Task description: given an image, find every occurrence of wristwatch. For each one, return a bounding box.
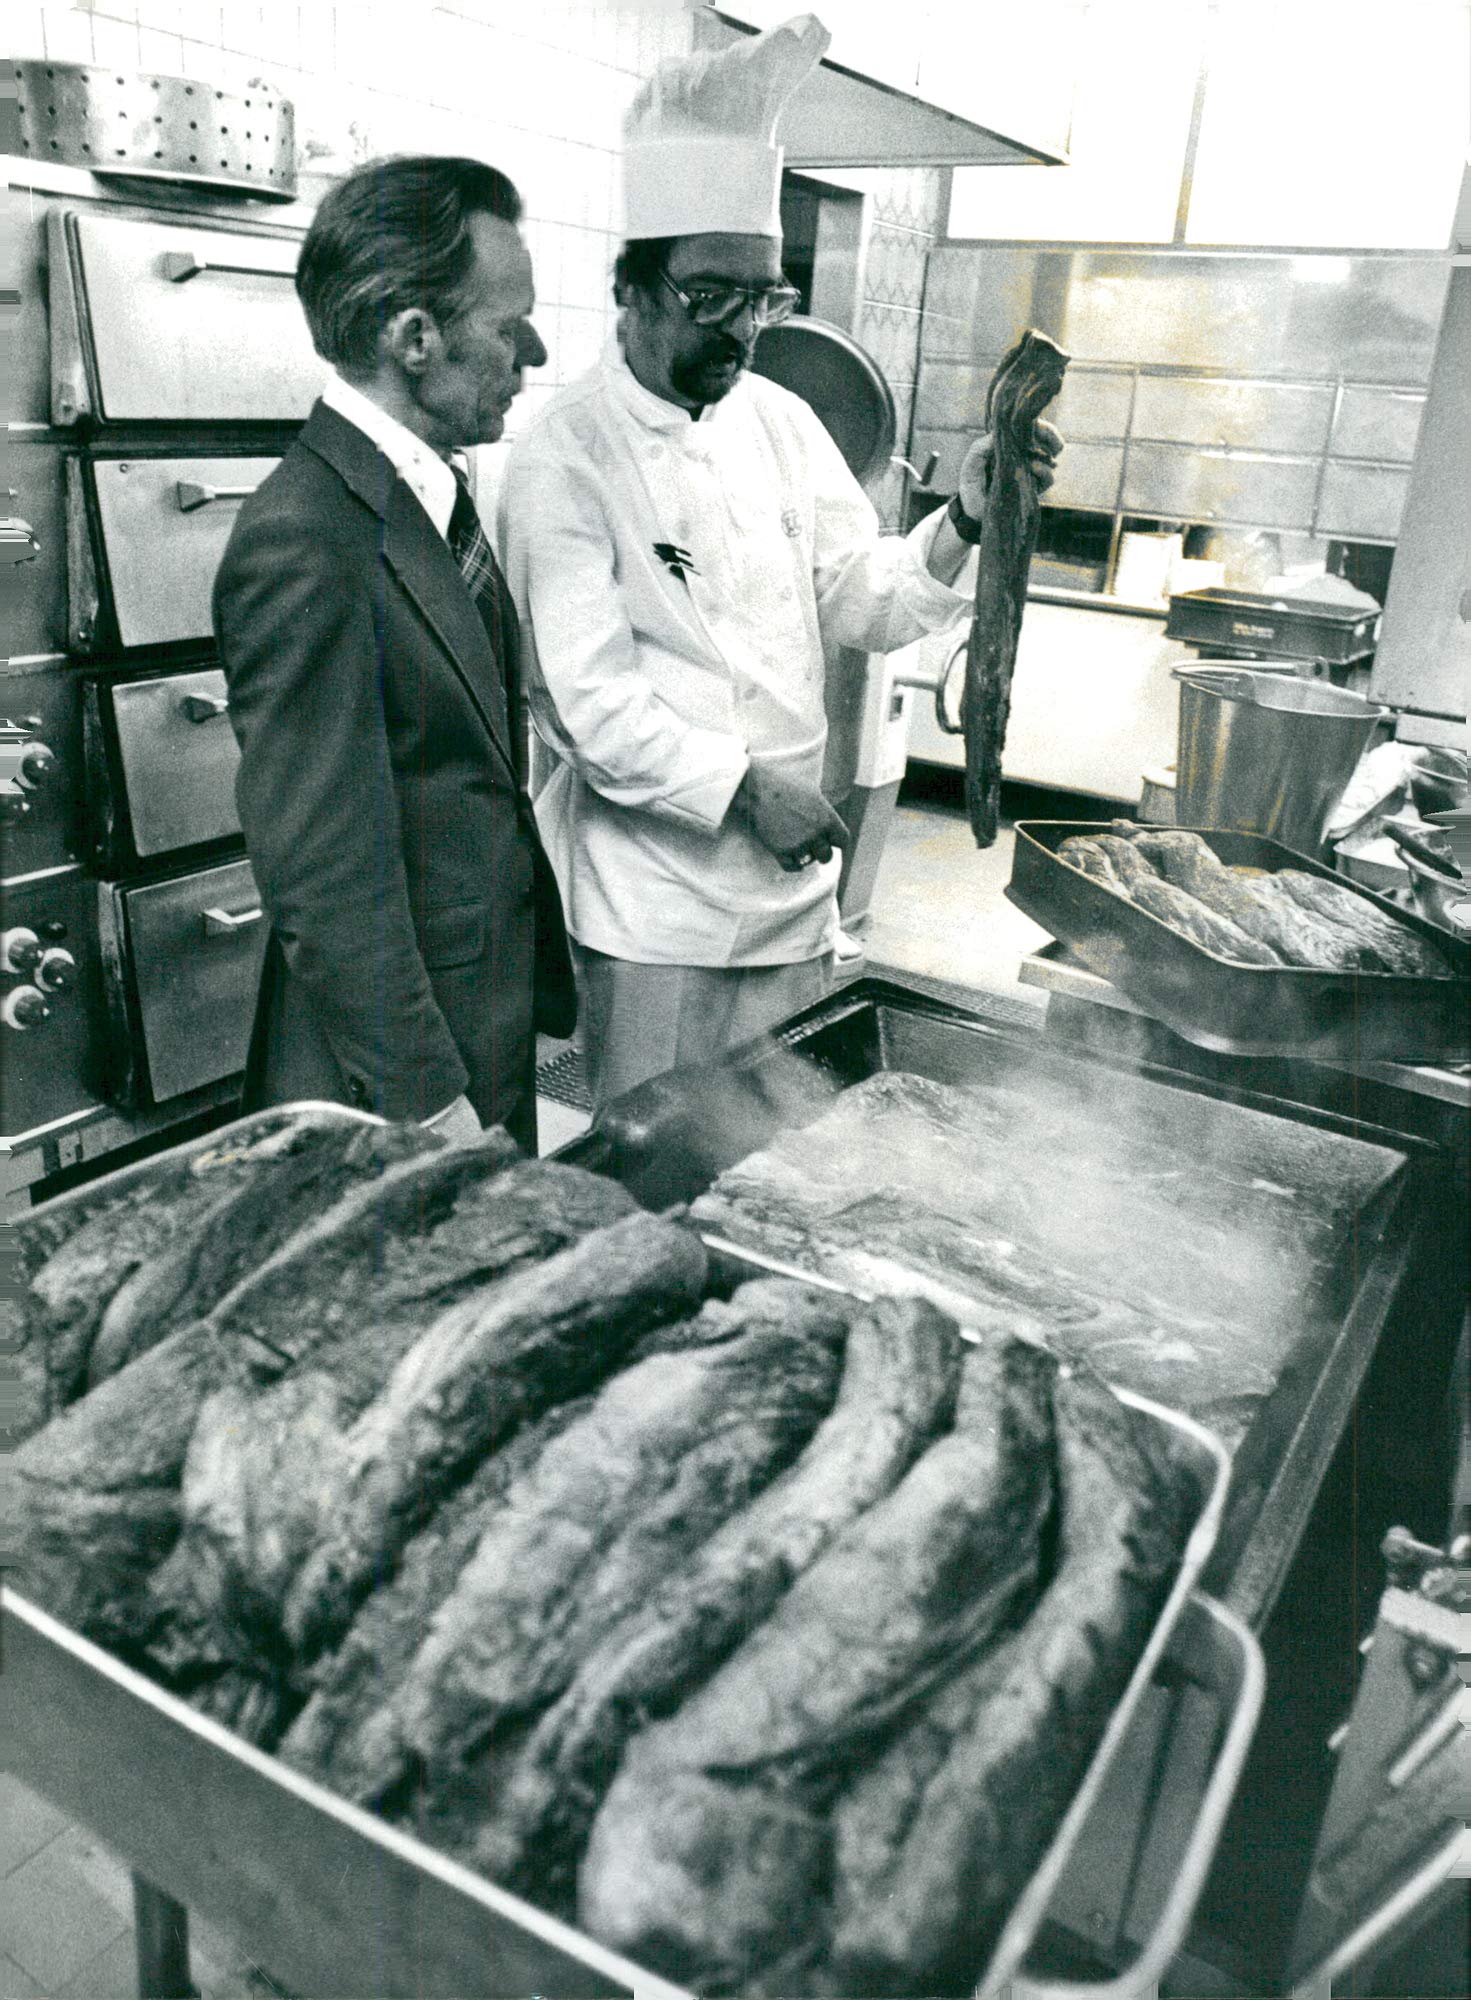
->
[946,492,984,545]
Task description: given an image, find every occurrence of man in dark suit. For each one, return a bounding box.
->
[214,155,573,1152]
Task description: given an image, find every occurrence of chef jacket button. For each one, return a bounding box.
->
[742,686,758,702]
[346,1075,369,1106]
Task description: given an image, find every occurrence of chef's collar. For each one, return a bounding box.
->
[603,333,743,434]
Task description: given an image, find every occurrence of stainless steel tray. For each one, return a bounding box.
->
[0,1578,1259,2000]
[15,1101,387,1257]
[11,1104,1261,1999]
[565,978,1420,1626]
[1005,821,1471,1064]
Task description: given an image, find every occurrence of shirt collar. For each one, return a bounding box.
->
[321,372,459,538]
[601,335,745,437]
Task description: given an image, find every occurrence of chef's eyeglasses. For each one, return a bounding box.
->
[659,270,801,328]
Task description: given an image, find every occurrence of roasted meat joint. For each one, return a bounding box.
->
[11,1109,1214,1998]
[6,5,1469,1998]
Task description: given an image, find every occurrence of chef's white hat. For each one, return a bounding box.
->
[621,13,831,241]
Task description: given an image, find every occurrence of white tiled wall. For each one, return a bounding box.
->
[14,2,694,424]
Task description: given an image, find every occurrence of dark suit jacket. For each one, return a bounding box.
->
[213,399,574,1146]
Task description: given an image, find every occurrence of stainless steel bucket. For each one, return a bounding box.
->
[1173,668,1390,858]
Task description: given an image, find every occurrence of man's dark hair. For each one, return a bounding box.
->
[297,154,523,374]
[614,237,675,305]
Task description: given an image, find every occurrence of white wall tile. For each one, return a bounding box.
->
[563,51,629,152]
[451,0,521,32]
[87,13,143,66]
[42,8,97,62]
[562,223,612,309]
[11,7,47,58]
[135,1,209,36]
[556,302,604,375]
[613,8,641,74]
[581,5,620,69]
[247,2,298,68]
[521,217,562,302]
[136,23,186,67]
[217,2,263,52]
[295,1,334,75]
[177,1,224,40]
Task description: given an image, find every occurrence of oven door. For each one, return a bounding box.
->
[101,858,266,1105]
[83,662,242,872]
[70,453,279,651]
[49,207,324,425]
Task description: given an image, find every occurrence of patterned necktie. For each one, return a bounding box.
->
[447,460,519,675]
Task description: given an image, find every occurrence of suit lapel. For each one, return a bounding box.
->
[381,481,518,782]
[298,403,520,791]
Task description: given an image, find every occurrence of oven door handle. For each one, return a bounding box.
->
[201,905,263,938]
[160,250,297,284]
[179,691,230,723]
[176,481,260,514]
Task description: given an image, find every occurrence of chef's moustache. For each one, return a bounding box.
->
[701,332,751,366]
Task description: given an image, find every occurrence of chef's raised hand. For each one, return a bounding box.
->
[732,763,849,872]
[958,419,1064,513]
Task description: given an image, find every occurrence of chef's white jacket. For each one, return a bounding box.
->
[500,343,968,967]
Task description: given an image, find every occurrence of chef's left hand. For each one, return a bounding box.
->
[956,420,1064,515]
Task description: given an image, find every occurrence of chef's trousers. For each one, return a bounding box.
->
[576,949,834,1116]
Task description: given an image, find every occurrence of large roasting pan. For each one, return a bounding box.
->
[1006,821,1471,1063]
[565,977,1420,1626]
[6,1102,1262,2000]
[0,1579,1259,2000]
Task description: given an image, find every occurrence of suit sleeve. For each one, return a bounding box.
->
[501,440,749,834]
[214,505,469,1121]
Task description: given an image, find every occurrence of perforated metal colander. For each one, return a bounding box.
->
[13,59,297,201]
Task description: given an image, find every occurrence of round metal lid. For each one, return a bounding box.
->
[752,315,896,490]
[14,61,297,202]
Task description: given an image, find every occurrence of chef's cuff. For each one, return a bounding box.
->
[649,738,750,834]
[903,503,975,619]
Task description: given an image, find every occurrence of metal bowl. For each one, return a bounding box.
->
[751,316,896,490]
[14,60,296,202]
[1398,849,1471,937]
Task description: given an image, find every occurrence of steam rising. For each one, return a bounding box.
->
[677,1040,1405,1442]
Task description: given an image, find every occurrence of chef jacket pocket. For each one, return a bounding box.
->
[421,900,487,969]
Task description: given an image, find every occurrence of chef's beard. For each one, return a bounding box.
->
[671,332,753,406]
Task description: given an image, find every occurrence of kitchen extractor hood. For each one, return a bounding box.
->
[697,10,1069,169]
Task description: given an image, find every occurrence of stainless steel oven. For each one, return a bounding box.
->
[3,152,316,1186]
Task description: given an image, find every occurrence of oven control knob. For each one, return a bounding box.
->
[1,926,43,975]
[36,947,76,993]
[19,742,57,788]
[2,983,50,1030]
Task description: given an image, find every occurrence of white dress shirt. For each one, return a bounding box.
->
[501,342,968,968]
[320,372,460,538]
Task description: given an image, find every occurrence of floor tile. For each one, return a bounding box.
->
[865,811,1053,997]
[536,1095,591,1154]
[0,1779,67,1880]
[1,1844,128,1990]
[52,1928,137,1998]
[0,1950,48,1999]
[29,1826,133,1938]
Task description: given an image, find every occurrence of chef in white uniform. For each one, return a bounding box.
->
[501,13,1058,1111]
